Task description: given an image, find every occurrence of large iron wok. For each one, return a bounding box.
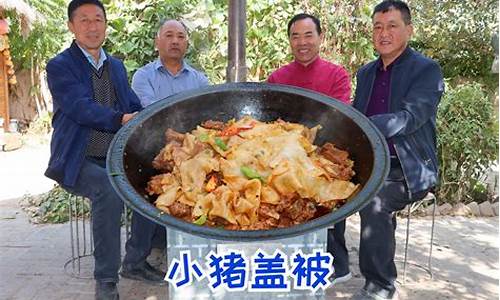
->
[107,82,389,241]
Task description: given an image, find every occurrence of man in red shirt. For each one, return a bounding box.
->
[267,13,351,104]
[267,13,353,285]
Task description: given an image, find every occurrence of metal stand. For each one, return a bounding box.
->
[167,228,328,300]
[64,195,131,279]
[396,192,437,284]
[64,195,93,279]
[123,203,131,239]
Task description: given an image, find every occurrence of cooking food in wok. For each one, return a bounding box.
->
[145,116,359,230]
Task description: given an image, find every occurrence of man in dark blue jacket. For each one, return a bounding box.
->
[45,1,165,299]
[330,1,444,299]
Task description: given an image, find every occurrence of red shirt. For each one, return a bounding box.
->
[267,56,351,104]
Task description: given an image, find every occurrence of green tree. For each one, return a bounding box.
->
[408,0,498,88]
[436,82,498,203]
[104,0,201,74]
[103,0,378,82]
[6,0,68,118]
[8,0,68,71]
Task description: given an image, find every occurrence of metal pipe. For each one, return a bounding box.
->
[428,194,437,278]
[69,194,75,272]
[226,0,248,82]
[402,205,411,283]
[75,196,81,273]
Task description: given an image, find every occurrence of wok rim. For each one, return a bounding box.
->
[107,82,389,241]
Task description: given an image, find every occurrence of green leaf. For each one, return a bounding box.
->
[199,133,209,142]
[111,18,125,32]
[193,214,207,225]
[240,166,265,182]
[214,137,228,151]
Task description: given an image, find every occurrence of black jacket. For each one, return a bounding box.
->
[353,47,444,196]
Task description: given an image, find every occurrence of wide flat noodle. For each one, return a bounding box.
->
[146,116,359,230]
[261,186,280,205]
[193,193,215,217]
[179,149,219,202]
[316,180,360,202]
[154,183,180,209]
[210,186,237,224]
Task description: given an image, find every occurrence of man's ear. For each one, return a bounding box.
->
[67,21,75,35]
[154,36,159,51]
[406,24,414,38]
[319,32,325,43]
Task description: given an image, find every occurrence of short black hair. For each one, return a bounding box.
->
[68,0,106,21]
[287,13,322,37]
[372,0,411,25]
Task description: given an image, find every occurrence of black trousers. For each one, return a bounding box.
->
[63,158,158,282]
[327,159,428,293]
[327,222,349,276]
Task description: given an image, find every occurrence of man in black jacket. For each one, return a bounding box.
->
[330,1,444,299]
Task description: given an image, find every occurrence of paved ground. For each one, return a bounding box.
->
[0,138,498,300]
[0,135,54,200]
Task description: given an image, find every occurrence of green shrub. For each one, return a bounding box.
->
[470,179,492,204]
[22,186,90,223]
[22,186,134,225]
[436,82,498,203]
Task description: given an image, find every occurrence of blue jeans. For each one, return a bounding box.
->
[63,158,158,282]
[328,158,428,293]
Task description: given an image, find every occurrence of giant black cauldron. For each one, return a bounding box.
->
[107,83,389,241]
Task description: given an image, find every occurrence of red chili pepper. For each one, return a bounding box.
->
[218,121,256,137]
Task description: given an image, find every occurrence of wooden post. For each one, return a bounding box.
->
[226,0,248,82]
[0,49,9,132]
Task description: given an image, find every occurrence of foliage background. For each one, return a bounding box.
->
[7,0,67,71]
[8,0,498,85]
[6,0,499,204]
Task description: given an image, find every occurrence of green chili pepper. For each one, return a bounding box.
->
[198,133,209,142]
[214,137,228,151]
[240,166,265,182]
[193,214,207,225]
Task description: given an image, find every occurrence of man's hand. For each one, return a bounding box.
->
[121,112,138,125]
